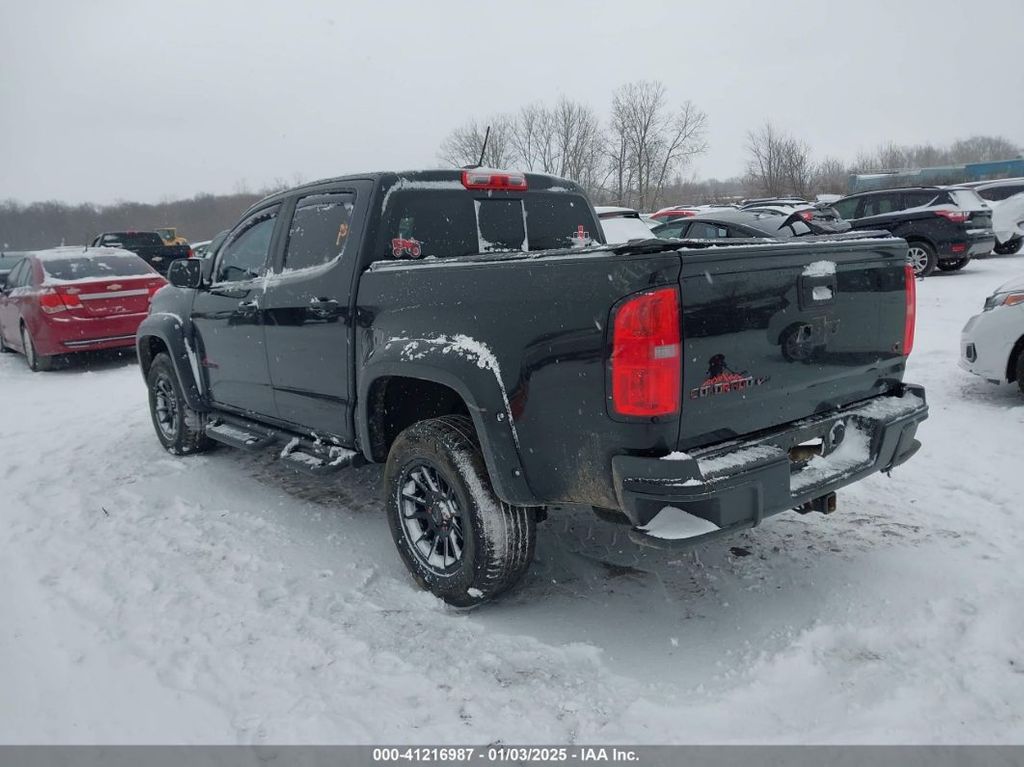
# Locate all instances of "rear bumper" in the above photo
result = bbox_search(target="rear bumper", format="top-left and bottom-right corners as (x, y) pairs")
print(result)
(612, 385), (928, 548)
(32, 313), (147, 356)
(938, 230), (995, 258)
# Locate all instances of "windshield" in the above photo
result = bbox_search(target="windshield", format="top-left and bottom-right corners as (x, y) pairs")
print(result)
(380, 191), (601, 259)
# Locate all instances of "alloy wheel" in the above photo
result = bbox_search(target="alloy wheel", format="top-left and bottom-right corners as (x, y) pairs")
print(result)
(908, 246), (929, 276)
(152, 374), (179, 441)
(397, 462), (465, 576)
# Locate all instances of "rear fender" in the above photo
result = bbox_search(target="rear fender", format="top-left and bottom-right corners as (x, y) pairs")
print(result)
(358, 349), (536, 507)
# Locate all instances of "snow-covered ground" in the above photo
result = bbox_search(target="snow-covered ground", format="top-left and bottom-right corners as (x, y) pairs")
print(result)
(2, 255), (1023, 744)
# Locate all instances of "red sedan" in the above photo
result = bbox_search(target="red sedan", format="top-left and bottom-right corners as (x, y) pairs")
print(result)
(0, 247), (167, 371)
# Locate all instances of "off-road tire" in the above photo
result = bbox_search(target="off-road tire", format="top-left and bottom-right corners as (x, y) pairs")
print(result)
(937, 257), (970, 272)
(21, 324), (53, 371)
(384, 415), (536, 607)
(146, 353), (213, 455)
(907, 241), (938, 278)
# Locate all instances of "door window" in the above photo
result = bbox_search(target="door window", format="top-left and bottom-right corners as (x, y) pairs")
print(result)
(832, 198), (858, 219)
(283, 193), (355, 272)
(901, 191), (939, 209)
(860, 194), (899, 217)
(654, 221), (689, 239)
(9, 259), (32, 288)
(216, 207), (279, 283)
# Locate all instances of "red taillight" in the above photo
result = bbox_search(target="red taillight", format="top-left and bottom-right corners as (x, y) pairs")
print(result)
(187, 248), (195, 258)
(39, 287), (82, 314)
(950, 243), (967, 254)
(611, 287), (681, 417)
(461, 170), (528, 191)
(903, 264), (916, 357)
(935, 209), (969, 224)
(798, 210), (815, 222)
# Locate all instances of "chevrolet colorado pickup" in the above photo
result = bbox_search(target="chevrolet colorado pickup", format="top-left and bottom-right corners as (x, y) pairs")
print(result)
(136, 168), (928, 606)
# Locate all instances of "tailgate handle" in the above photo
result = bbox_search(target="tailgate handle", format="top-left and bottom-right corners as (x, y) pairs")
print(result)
(799, 274), (837, 309)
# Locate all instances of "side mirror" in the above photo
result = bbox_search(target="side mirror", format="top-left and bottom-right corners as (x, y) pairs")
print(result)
(167, 258), (204, 289)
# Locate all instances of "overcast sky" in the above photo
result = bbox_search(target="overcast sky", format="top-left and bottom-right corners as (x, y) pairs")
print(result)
(2, 0), (1022, 205)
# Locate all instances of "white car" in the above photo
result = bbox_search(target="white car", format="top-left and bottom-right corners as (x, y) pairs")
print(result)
(964, 178), (1024, 255)
(960, 274), (1024, 393)
(594, 206), (657, 244)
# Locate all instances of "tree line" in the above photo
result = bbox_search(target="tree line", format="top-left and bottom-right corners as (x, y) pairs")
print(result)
(0, 191), (269, 252)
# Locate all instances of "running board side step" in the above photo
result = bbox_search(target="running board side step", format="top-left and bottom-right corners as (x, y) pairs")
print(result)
(205, 419), (279, 450)
(279, 438), (363, 475)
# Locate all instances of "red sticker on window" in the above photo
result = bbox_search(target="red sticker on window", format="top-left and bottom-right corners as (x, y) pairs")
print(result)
(391, 237), (422, 258)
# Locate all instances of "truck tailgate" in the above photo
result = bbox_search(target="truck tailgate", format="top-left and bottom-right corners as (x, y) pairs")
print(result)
(675, 237), (910, 449)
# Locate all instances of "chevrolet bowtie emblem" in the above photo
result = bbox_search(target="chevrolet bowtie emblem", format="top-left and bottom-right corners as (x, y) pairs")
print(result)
(107, 283), (122, 290)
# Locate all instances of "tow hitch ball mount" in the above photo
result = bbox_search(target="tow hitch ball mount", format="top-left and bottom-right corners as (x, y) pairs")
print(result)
(797, 491), (838, 515)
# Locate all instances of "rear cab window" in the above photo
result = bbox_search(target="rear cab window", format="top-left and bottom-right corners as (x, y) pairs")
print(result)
(101, 232), (164, 248)
(378, 177), (600, 260)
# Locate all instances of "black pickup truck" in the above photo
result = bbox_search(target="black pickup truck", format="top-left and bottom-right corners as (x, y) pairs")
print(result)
(91, 231), (191, 275)
(136, 169), (928, 606)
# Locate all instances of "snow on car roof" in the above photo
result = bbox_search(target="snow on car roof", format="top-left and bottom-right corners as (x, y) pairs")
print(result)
(29, 246), (138, 260)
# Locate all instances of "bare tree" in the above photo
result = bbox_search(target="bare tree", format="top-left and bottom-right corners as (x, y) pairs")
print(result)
(438, 115), (516, 169)
(745, 122), (811, 197)
(810, 156), (849, 196)
(607, 81), (708, 209)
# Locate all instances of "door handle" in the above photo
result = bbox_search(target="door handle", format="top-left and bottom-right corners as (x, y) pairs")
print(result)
(237, 299), (259, 311)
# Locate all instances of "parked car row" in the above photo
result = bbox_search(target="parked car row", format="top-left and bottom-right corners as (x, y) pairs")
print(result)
(630, 181), (1024, 279)
(0, 247), (167, 370)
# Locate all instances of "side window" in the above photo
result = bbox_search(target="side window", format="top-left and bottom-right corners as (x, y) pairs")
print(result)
(861, 193), (898, 217)
(5, 260), (25, 288)
(687, 221), (728, 239)
(832, 198), (858, 219)
(902, 191), (938, 209)
(980, 184), (1024, 202)
(13, 260), (33, 288)
(216, 207), (279, 283)
(655, 221), (689, 239)
(283, 193), (355, 272)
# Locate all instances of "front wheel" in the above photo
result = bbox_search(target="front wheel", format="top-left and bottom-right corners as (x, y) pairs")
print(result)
(907, 242), (937, 278)
(937, 257), (970, 272)
(146, 353), (213, 455)
(994, 236), (1022, 256)
(384, 415), (536, 607)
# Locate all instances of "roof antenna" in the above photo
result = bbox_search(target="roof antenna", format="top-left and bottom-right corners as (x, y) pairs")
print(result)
(476, 125), (491, 168)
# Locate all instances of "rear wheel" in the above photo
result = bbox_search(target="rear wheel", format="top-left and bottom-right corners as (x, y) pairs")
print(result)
(994, 235), (1022, 256)
(937, 257), (970, 272)
(146, 353), (213, 455)
(384, 415), (536, 607)
(907, 242), (937, 278)
(20, 324), (53, 371)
